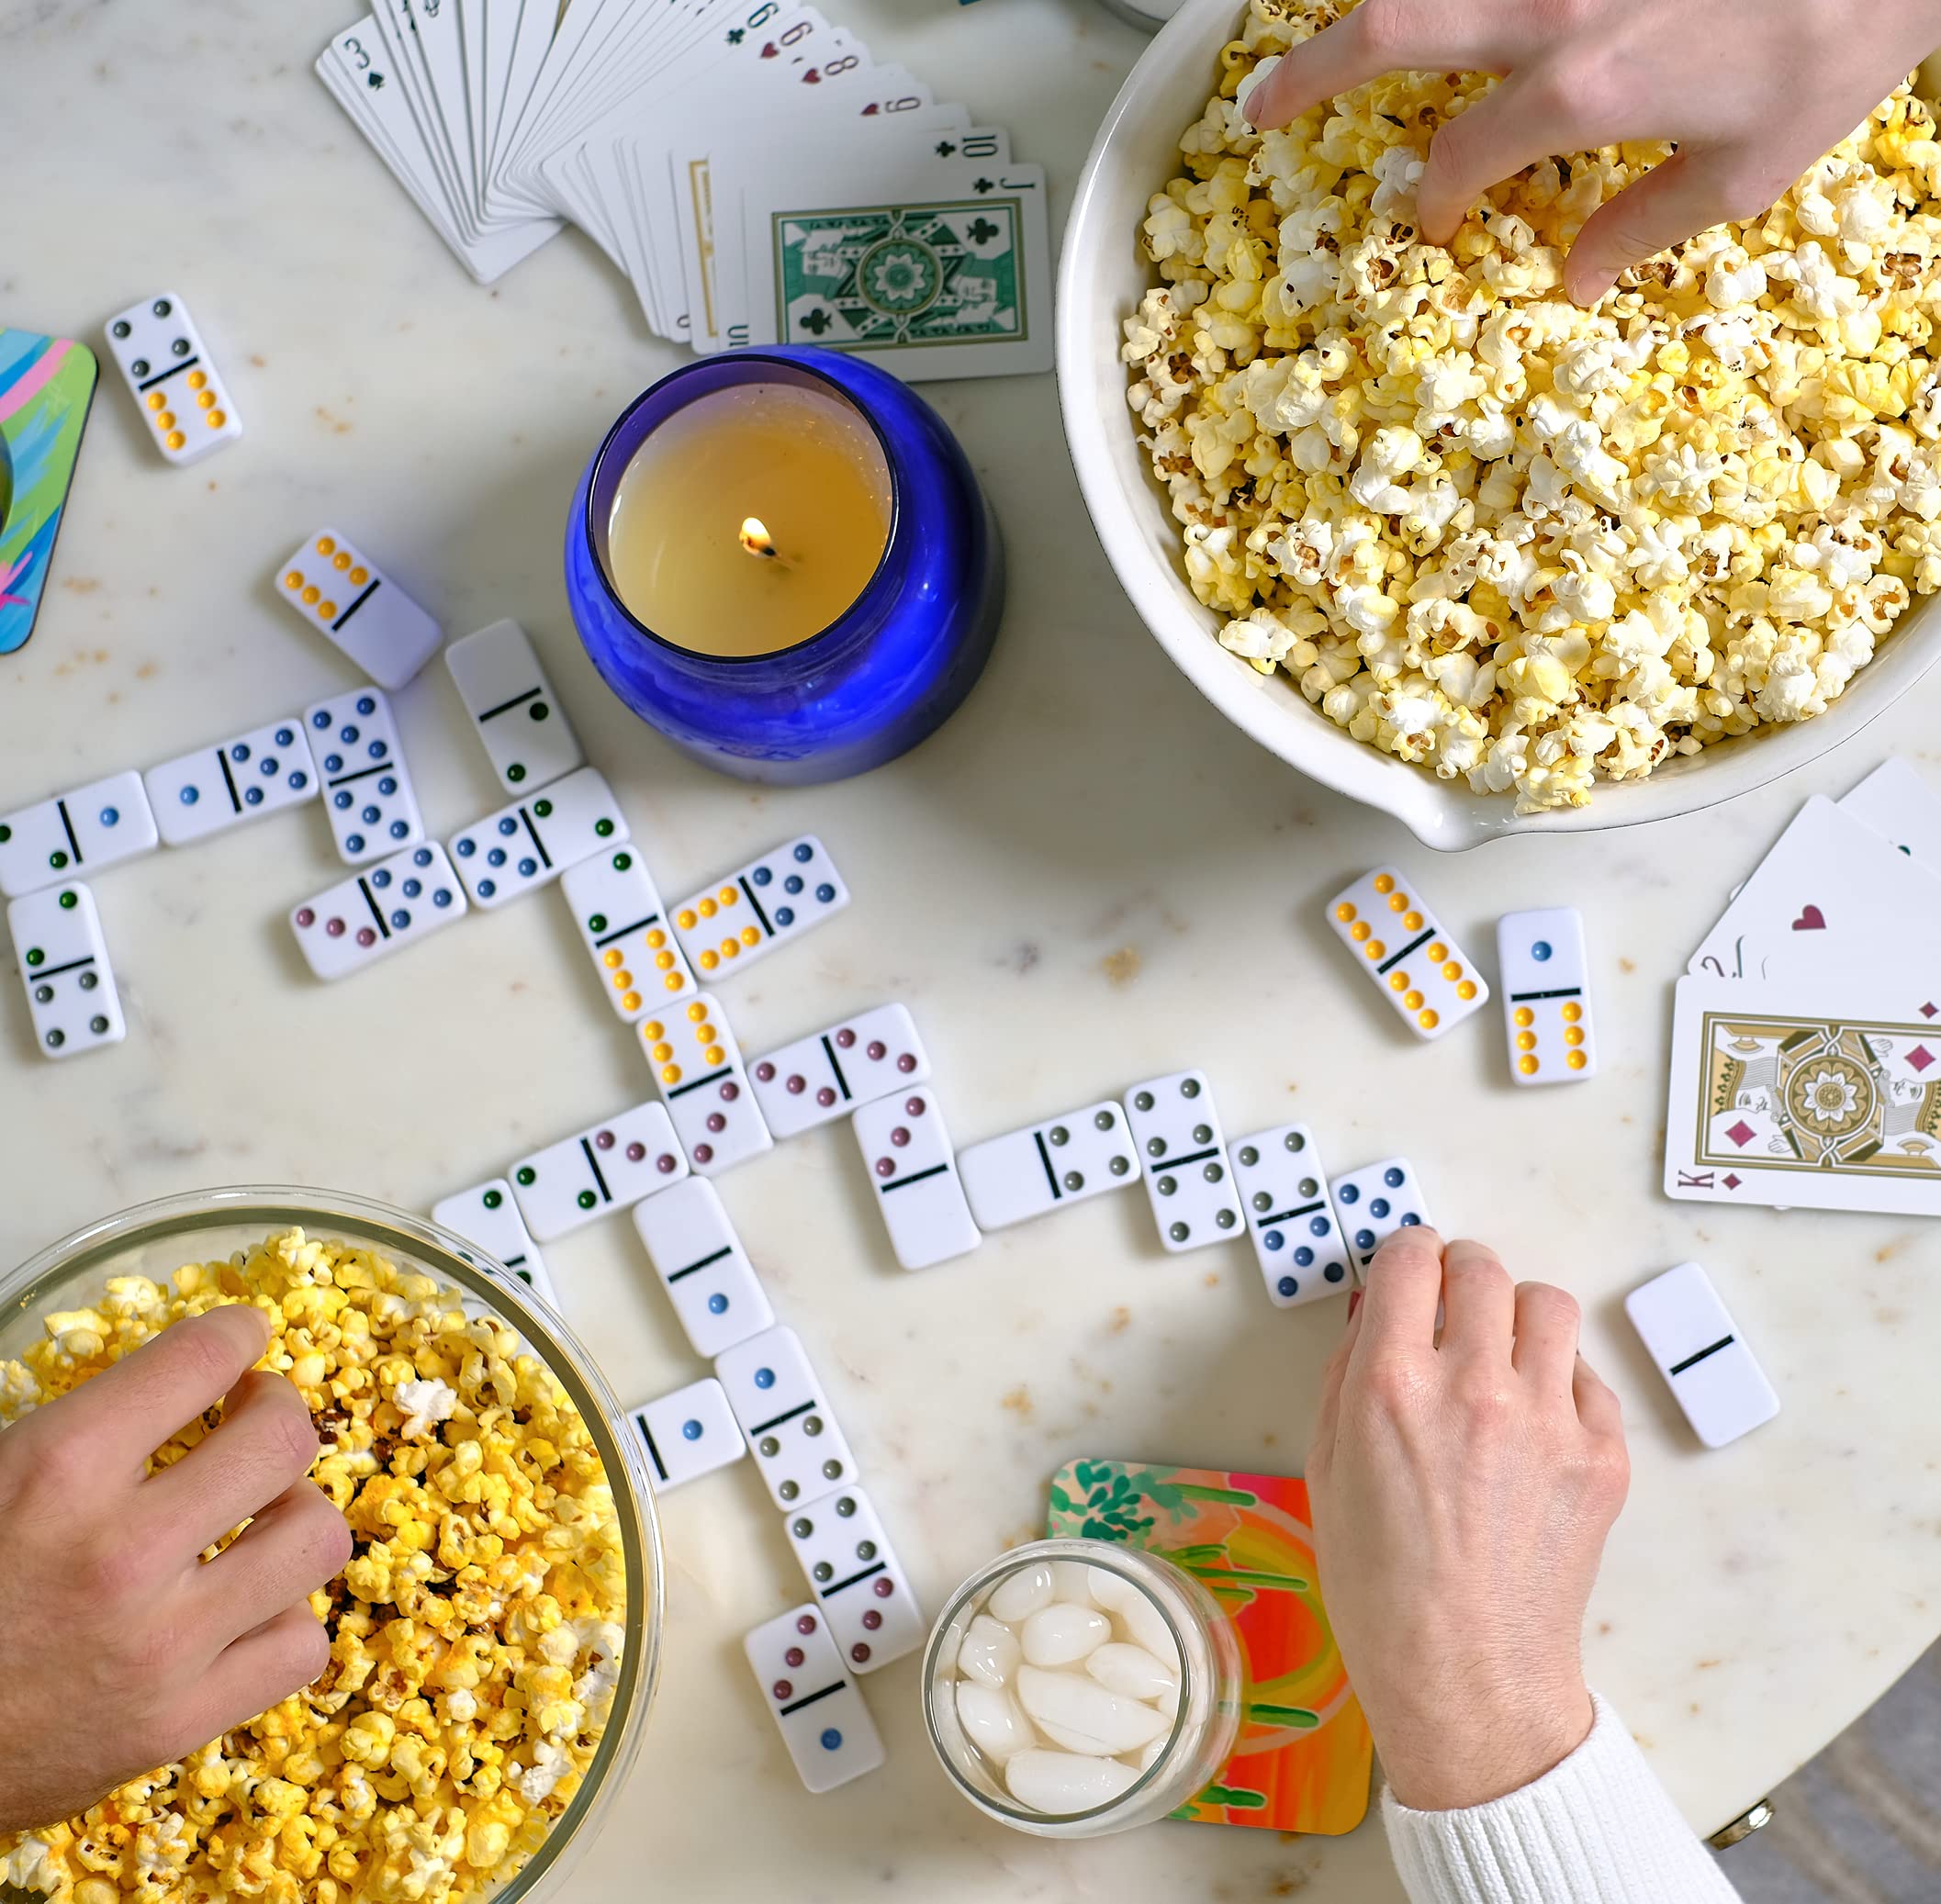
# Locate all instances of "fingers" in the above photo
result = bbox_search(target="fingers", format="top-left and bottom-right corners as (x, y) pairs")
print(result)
(1350, 1225), (1445, 1364)
(1510, 1281), (1583, 1394)
(1309, 1289), (1367, 1477)
(1416, 74), (1575, 243)
(1437, 1239), (1516, 1364)
(1571, 1352), (1626, 1441)
(1243, 0), (1503, 130)
(1564, 150), (1732, 304)
(183, 1600), (333, 1751)
(30, 1305), (271, 1483)
(145, 1372), (322, 1563)
(191, 1479), (351, 1641)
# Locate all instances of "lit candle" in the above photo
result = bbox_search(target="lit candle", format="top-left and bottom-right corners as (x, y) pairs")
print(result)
(567, 349), (1003, 784)
(600, 380), (892, 658)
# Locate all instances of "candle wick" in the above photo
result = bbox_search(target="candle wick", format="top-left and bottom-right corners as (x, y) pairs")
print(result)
(739, 515), (791, 566)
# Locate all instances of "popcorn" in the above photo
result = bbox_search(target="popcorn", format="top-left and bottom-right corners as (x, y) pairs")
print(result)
(1123, 0), (1941, 811)
(0, 1228), (627, 1904)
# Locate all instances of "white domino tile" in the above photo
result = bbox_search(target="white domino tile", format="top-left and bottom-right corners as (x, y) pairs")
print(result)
(276, 531), (442, 689)
(8, 881), (125, 1059)
(447, 767), (628, 908)
(1228, 1123), (1354, 1307)
(509, 1100), (689, 1241)
(715, 1325), (860, 1510)
(144, 717), (318, 846)
(1121, 1070), (1242, 1253)
(958, 1100), (1141, 1232)
(289, 843), (467, 980)
(444, 618), (584, 792)
(102, 292), (241, 466)
(1625, 1261), (1779, 1450)
(631, 1177), (774, 1358)
(1498, 907), (1598, 1085)
(560, 846), (695, 1022)
(431, 1179), (558, 1307)
(671, 834), (847, 981)
(1332, 1157), (1431, 1271)
(305, 690), (424, 866)
(1327, 867), (1489, 1040)
(0, 771), (157, 898)
(784, 1484), (925, 1674)
(850, 1086), (981, 1271)
(744, 1604), (884, 1794)
(626, 1377), (746, 1490)
(640, 992), (772, 1175)
(750, 1003), (930, 1139)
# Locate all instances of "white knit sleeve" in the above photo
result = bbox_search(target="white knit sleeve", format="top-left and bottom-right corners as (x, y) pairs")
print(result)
(1381, 1694), (1745, 1904)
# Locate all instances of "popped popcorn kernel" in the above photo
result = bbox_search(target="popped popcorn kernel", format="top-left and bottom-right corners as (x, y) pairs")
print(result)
(0, 1227), (630, 1904)
(1125, 0), (1941, 812)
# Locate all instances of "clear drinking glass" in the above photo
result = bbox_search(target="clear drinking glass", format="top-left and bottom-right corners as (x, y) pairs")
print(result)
(922, 1538), (1242, 1838)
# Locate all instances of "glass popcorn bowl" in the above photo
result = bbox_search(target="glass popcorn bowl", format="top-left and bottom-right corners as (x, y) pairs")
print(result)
(0, 1186), (664, 1904)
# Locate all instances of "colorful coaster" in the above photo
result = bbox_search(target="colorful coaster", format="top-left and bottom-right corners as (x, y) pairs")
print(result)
(1047, 1457), (1372, 1834)
(0, 330), (98, 656)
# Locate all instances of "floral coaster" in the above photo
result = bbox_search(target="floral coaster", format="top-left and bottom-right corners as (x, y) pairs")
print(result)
(1, 330), (97, 656)
(1047, 1457), (1372, 1834)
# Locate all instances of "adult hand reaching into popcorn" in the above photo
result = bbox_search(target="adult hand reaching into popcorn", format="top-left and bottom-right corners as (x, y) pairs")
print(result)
(1311, 1228), (1745, 1901)
(0, 1305), (351, 1834)
(1242, 0), (1941, 303)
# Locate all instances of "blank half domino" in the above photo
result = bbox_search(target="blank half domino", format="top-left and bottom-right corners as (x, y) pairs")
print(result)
(1625, 1261), (1779, 1450)
(1327, 867), (1488, 1040)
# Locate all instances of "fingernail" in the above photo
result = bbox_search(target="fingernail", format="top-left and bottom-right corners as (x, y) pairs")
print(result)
(1346, 1290), (1363, 1324)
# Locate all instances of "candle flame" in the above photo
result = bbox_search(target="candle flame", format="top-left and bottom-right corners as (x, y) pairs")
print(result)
(739, 516), (779, 559)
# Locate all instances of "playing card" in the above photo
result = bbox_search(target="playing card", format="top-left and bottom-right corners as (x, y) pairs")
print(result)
(1665, 970), (1941, 1215)
(1689, 795), (1941, 981)
(1840, 757), (1941, 872)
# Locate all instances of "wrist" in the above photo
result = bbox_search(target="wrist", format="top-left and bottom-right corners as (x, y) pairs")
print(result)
(1371, 1680), (1596, 1812)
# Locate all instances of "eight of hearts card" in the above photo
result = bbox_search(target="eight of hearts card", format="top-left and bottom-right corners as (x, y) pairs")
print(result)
(1665, 973), (1941, 1216)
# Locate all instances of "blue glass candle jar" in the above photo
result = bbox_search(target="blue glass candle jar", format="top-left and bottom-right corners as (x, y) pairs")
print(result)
(565, 347), (1003, 784)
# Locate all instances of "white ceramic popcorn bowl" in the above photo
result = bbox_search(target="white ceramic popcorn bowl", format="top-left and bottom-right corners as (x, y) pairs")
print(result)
(1056, 0), (1941, 849)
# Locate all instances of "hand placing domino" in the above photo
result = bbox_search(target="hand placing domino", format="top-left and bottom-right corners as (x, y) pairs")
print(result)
(1327, 867), (1488, 1040)
(1332, 1157), (1431, 1271)
(1625, 1261), (1779, 1450)
(1228, 1122), (1353, 1306)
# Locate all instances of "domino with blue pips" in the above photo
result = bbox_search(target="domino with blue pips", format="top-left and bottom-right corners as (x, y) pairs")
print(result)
(1228, 1122), (1353, 1306)
(627, 1376), (746, 1489)
(143, 717), (317, 846)
(305, 689), (424, 866)
(1498, 907), (1598, 1084)
(1332, 1157), (1431, 1271)
(745, 1604), (884, 1793)
(289, 843), (466, 980)
(671, 834), (848, 980)
(630, 1176), (774, 1358)
(0, 771), (157, 898)
(447, 767), (627, 908)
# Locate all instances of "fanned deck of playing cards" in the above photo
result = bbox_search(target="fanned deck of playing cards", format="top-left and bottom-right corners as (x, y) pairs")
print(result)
(1666, 759), (1941, 1217)
(316, 2), (1049, 380)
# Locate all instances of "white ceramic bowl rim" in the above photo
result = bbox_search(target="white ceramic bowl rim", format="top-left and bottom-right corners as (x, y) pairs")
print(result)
(1054, 0), (1941, 849)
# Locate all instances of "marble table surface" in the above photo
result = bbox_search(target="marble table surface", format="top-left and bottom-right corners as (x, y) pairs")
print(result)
(7, 1), (1941, 1898)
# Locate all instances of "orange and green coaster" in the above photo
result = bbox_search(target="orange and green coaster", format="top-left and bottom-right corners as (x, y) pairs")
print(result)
(1046, 1458), (1372, 1834)
(1, 330), (97, 656)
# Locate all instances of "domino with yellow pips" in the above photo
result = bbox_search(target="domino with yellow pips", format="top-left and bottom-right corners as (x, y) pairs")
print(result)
(671, 834), (848, 980)
(276, 530), (443, 689)
(102, 292), (241, 466)
(1497, 907), (1597, 1083)
(1327, 867), (1488, 1040)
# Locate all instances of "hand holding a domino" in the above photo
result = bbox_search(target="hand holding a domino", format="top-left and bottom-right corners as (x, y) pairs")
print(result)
(0, 1306), (351, 1833)
(1307, 1227), (1630, 1813)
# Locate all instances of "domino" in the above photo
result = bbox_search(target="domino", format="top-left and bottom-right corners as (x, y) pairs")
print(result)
(305, 691), (424, 866)
(626, 1376), (746, 1490)
(447, 767), (628, 908)
(784, 1484), (925, 1675)
(630, 1177), (774, 1358)
(1498, 907), (1598, 1085)
(715, 1325), (860, 1509)
(143, 717), (317, 846)
(277, 531), (443, 690)
(744, 1605), (885, 1794)
(750, 1003), (930, 1140)
(640, 993), (773, 1175)
(102, 292), (241, 466)
(509, 1100), (689, 1242)
(1332, 1157), (1431, 1271)
(560, 846), (695, 1022)
(431, 1179), (559, 1307)
(1228, 1123), (1353, 1306)
(1625, 1262), (1779, 1450)
(0, 771), (157, 898)
(958, 1100), (1140, 1232)
(850, 1087), (981, 1271)
(671, 834), (848, 981)
(1121, 1070), (1242, 1253)
(7, 881), (125, 1058)
(444, 618), (584, 792)
(1327, 867), (1489, 1040)
(289, 843), (467, 980)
